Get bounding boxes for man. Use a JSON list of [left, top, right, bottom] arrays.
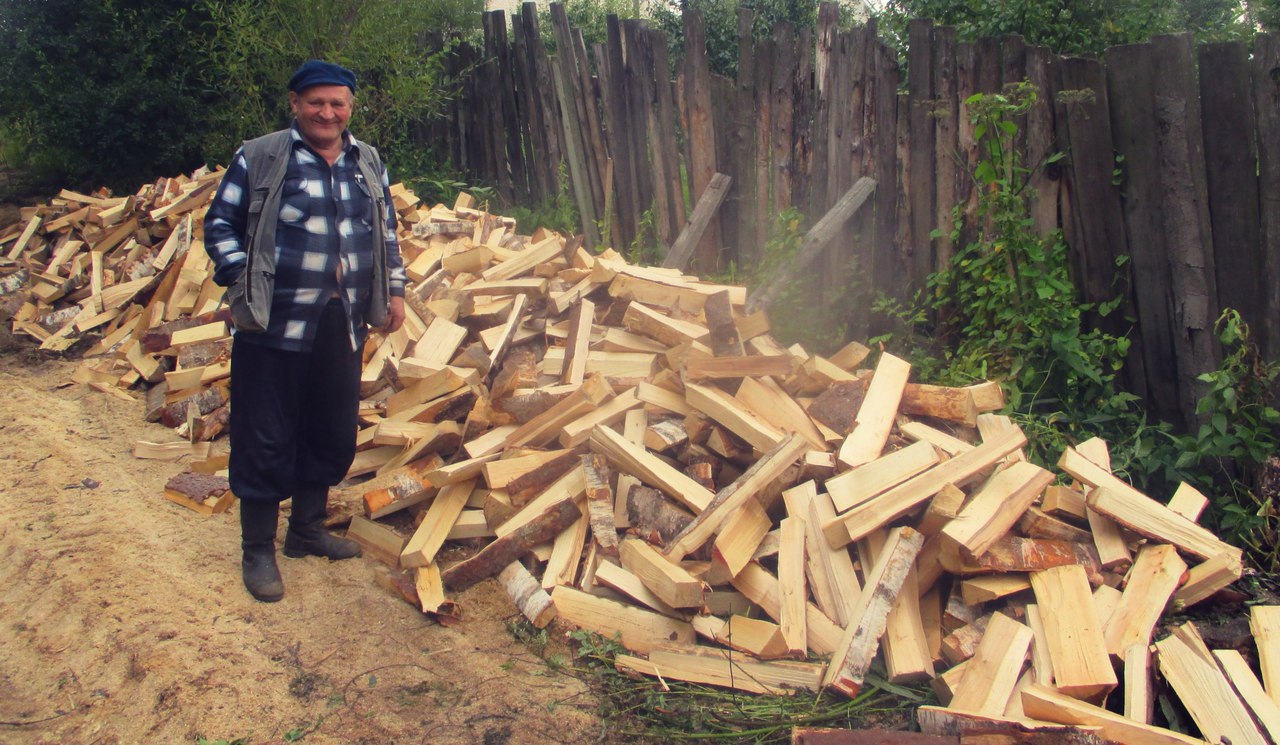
[[204, 60, 407, 602]]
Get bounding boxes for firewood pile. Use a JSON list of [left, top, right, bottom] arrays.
[[3, 170, 1277, 744]]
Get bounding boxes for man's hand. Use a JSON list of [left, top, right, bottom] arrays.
[[383, 296, 406, 334]]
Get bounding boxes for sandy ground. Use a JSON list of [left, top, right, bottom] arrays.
[[0, 349, 613, 745]]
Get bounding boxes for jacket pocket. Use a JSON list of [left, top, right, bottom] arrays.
[[226, 269, 272, 333]]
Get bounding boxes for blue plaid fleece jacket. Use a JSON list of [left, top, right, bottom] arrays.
[[204, 124, 407, 353]]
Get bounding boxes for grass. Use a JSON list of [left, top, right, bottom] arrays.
[[503, 622, 929, 743]]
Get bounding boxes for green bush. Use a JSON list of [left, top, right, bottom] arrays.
[[0, 1, 213, 193]]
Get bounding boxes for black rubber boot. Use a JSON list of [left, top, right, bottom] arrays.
[[240, 499, 284, 602], [283, 483, 361, 560]]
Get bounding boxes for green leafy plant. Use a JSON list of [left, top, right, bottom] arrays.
[[1170, 309, 1280, 568], [915, 82, 1143, 462], [507, 165, 581, 237]]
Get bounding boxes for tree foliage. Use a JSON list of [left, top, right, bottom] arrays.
[[0, 1, 212, 192], [0, 0, 482, 197], [199, 0, 483, 168], [877, 0, 1255, 56]]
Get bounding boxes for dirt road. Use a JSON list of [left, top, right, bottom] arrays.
[[0, 351, 609, 745]]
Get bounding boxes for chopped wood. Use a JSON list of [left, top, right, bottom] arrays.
[[959, 575, 1031, 606], [684, 381, 786, 452], [619, 537, 705, 608], [729, 562, 844, 655], [916, 705, 1104, 744], [1155, 631, 1267, 745], [837, 352, 911, 468], [1124, 642, 1154, 725], [826, 428, 1027, 548], [900, 383, 979, 425], [777, 517, 808, 657], [948, 612, 1033, 716], [589, 423, 713, 513], [1020, 685, 1202, 745], [551, 585, 694, 655], [591, 559, 680, 617], [615, 645, 823, 695], [134, 439, 213, 462], [1029, 565, 1117, 701], [826, 439, 940, 513], [627, 485, 694, 545], [1063, 448, 1240, 561], [442, 499, 582, 592], [782, 480, 860, 627], [824, 527, 925, 697], [7, 177, 1262, 726], [807, 380, 867, 436], [1103, 543, 1187, 657], [163, 471, 234, 515], [712, 497, 773, 577], [345, 516, 406, 567], [543, 509, 588, 589], [665, 434, 807, 560], [702, 289, 743, 357], [734, 376, 829, 450], [1086, 505, 1133, 572], [940, 460, 1054, 560], [1018, 507, 1093, 544], [1252, 606, 1280, 705], [1214, 649, 1280, 743], [581, 453, 619, 556], [400, 479, 475, 568]]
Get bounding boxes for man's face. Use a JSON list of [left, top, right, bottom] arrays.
[[289, 85, 353, 149]]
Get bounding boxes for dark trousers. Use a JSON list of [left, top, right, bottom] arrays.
[[229, 300, 361, 502]]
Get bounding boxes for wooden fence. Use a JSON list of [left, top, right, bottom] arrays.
[[420, 4, 1280, 431]]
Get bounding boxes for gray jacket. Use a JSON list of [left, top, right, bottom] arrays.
[[226, 128, 392, 333]]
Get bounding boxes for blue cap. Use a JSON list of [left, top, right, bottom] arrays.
[[288, 60, 357, 93]]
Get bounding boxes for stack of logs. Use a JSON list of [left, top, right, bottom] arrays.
[[2, 172, 1276, 745]]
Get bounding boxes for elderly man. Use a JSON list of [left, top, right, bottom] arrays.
[[204, 60, 406, 602]]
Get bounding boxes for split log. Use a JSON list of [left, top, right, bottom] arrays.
[[500, 561, 557, 628], [824, 527, 925, 697], [163, 471, 234, 515], [1028, 565, 1117, 701], [442, 499, 583, 591], [551, 585, 694, 654]]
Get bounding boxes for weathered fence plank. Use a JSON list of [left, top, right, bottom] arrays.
[[682, 10, 722, 272], [601, 16, 639, 250], [548, 5, 601, 248], [428, 9, 1278, 431], [1106, 42, 1178, 425], [1024, 44, 1058, 238], [1153, 33, 1220, 427], [1252, 32, 1280, 361], [1199, 41, 1262, 360], [907, 18, 936, 288], [932, 26, 959, 270]]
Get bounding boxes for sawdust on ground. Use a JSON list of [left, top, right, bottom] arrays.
[[0, 348, 616, 745]]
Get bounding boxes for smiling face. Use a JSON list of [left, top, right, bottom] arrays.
[[289, 84, 353, 152]]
